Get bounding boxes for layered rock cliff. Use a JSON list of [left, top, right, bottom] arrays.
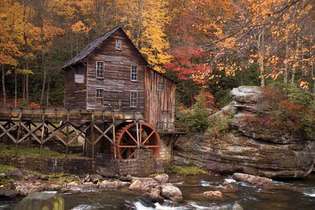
[[174, 86, 315, 178]]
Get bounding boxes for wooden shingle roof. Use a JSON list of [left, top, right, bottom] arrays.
[[63, 26, 149, 69], [62, 26, 175, 83]]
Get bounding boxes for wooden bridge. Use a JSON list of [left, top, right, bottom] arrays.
[[0, 108, 162, 159]]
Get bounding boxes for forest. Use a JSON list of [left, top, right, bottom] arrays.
[[0, 0, 314, 108]]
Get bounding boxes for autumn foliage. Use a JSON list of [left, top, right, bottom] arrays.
[[254, 85, 315, 140]]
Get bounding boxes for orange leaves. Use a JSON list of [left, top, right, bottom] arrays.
[[43, 21, 64, 41], [71, 21, 90, 33]]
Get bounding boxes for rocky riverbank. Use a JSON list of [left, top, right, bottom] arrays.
[[175, 86, 315, 178], [0, 164, 185, 203]]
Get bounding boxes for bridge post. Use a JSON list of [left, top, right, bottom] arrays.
[[90, 111, 96, 159]]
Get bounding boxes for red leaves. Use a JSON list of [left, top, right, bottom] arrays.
[[165, 46, 211, 84]]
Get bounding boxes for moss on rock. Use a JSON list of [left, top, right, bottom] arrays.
[[168, 165, 207, 176]]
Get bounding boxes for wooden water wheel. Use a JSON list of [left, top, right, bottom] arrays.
[[115, 122, 160, 159]]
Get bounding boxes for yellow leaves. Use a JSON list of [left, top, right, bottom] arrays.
[[71, 21, 90, 33], [16, 68, 33, 75], [268, 56, 279, 65], [50, 0, 94, 19], [135, 0, 172, 70], [299, 80, 309, 90]]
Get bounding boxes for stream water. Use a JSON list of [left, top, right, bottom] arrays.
[[1, 174, 315, 210]]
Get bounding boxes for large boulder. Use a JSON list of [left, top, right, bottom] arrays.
[[99, 180, 129, 189], [174, 86, 315, 178], [232, 173, 273, 187], [129, 178, 163, 201], [129, 178, 159, 193], [202, 190, 223, 200], [160, 183, 183, 202], [153, 173, 169, 184]]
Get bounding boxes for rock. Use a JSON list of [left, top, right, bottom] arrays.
[[119, 175, 133, 182], [160, 183, 183, 202], [233, 173, 273, 187], [231, 86, 262, 104], [146, 187, 162, 200], [129, 178, 165, 201], [83, 174, 103, 184], [153, 173, 169, 184], [203, 191, 223, 200], [14, 181, 46, 196], [63, 181, 98, 193], [14, 191, 64, 210], [218, 184, 238, 193], [174, 85, 315, 178], [46, 184, 62, 191], [129, 178, 159, 193], [7, 169, 24, 179], [67, 181, 78, 186], [0, 189, 18, 199], [232, 202, 244, 210], [39, 175, 49, 181], [99, 180, 129, 189]]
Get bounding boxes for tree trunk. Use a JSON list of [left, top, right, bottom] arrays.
[[291, 37, 300, 85], [22, 75, 25, 101], [39, 0, 46, 106], [26, 74, 29, 105], [40, 58, 46, 106], [14, 70, 17, 108], [258, 29, 265, 87], [1, 65, 6, 106], [46, 78, 50, 106], [284, 31, 289, 84]]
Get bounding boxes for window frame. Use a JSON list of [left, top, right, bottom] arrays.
[[115, 39, 122, 50], [129, 91, 138, 108], [130, 65, 138, 81], [96, 88, 104, 104], [96, 61, 104, 79]]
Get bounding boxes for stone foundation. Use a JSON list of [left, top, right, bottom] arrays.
[[0, 148, 163, 176]]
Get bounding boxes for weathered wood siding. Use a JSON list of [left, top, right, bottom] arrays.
[[64, 64, 87, 109], [64, 28, 176, 130], [144, 70, 176, 131], [85, 30, 145, 114]]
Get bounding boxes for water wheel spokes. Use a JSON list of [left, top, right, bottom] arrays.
[[115, 122, 160, 159]]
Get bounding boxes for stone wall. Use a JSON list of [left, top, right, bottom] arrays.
[[0, 156, 94, 174], [159, 137, 172, 162], [0, 149, 163, 176], [115, 149, 163, 176]]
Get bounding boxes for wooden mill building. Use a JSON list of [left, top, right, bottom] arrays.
[[62, 26, 176, 160]]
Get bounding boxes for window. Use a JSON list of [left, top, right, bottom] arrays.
[[130, 91, 138, 108], [115, 39, 122, 50], [130, 65, 137, 81], [96, 88, 104, 104], [96, 61, 104, 79]]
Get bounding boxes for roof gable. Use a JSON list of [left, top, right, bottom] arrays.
[[63, 26, 148, 69]]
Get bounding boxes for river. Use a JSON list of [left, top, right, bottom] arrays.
[[1, 174, 315, 210]]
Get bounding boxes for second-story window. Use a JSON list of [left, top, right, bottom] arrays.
[[130, 65, 137, 81], [115, 39, 122, 50], [96, 61, 104, 79]]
